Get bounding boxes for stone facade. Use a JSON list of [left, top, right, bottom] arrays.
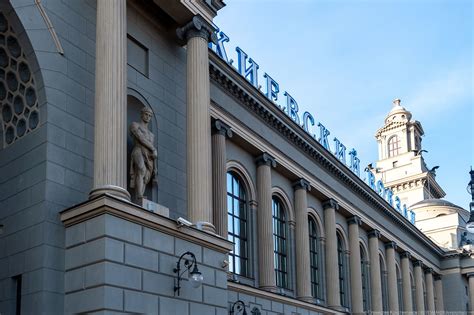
[[0, 0, 473, 314]]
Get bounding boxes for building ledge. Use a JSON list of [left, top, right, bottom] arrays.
[[60, 193, 233, 254]]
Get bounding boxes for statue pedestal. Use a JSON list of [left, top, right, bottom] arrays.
[[141, 198, 169, 218]]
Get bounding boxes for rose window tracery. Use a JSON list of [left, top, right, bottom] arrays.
[[0, 12, 39, 147]]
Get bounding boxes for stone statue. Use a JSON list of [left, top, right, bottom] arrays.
[[129, 107, 157, 202]]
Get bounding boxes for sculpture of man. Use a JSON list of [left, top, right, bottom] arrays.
[[129, 107, 157, 202]]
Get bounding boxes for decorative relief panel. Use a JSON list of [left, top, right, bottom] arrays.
[[0, 12, 39, 147]]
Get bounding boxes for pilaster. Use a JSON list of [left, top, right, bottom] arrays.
[[434, 274, 444, 312], [348, 216, 363, 314], [400, 251, 413, 313], [211, 119, 232, 237], [293, 178, 312, 301], [368, 229, 382, 313], [413, 260, 425, 314], [90, 0, 130, 201], [424, 268, 435, 313], [385, 242, 399, 313], [468, 273, 474, 313], [322, 198, 340, 309], [256, 153, 276, 291], [177, 15, 217, 233]]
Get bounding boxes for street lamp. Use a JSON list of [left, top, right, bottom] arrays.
[[173, 251, 203, 296], [465, 168, 474, 233]]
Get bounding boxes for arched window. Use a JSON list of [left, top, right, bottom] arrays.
[[309, 216, 322, 299], [380, 255, 389, 312], [337, 233, 348, 307], [360, 245, 370, 312], [272, 196, 288, 288], [388, 135, 400, 157], [227, 172, 249, 276]]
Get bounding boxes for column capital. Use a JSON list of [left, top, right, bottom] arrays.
[[293, 178, 311, 191], [400, 251, 411, 259], [347, 215, 362, 226], [467, 273, 474, 279], [256, 152, 276, 168], [434, 274, 442, 281], [322, 198, 339, 211], [424, 267, 433, 274], [413, 260, 424, 268], [385, 241, 397, 250], [368, 229, 381, 239], [212, 119, 233, 138], [176, 15, 217, 43]]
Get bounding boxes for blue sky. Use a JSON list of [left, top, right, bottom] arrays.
[[214, 0, 473, 208]]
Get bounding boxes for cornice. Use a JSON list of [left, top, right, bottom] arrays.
[[208, 51, 444, 258]]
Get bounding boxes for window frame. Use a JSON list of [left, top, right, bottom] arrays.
[[337, 232, 348, 307], [388, 135, 401, 157], [308, 215, 322, 299], [272, 196, 289, 289]]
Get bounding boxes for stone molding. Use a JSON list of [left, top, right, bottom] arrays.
[[322, 198, 339, 211], [385, 241, 397, 250], [60, 194, 233, 254], [400, 251, 412, 259], [255, 152, 276, 167], [424, 267, 433, 274], [347, 215, 362, 226], [368, 229, 381, 239], [292, 178, 311, 191], [212, 118, 233, 138], [413, 260, 424, 268], [208, 53, 445, 257], [176, 15, 217, 43]]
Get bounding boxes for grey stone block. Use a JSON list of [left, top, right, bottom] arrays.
[[85, 261, 141, 290], [47, 104, 86, 137], [85, 214, 142, 244], [198, 264, 215, 287], [46, 161, 65, 184], [143, 227, 174, 254], [175, 238, 202, 263], [159, 296, 189, 315], [296, 307, 310, 315], [283, 304, 297, 314], [65, 237, 124, 270], [142, 270, 174, 297], [65, 268, 85, 293], [203, 248, 226, 269], [238, 292, 256, 306], [47, 143, 85, 173], [271, 301, 284, 313], [189, 302, 215, 315], [65, 222, 85, 247], [203, 285, 227, 307], [124, 243, 158, 271], [124, 290, 159, 314], [215, 270, 227, 289], [256, 297, 271, 311], [64, 169, 92, 193], [64, 285, 123, 314]]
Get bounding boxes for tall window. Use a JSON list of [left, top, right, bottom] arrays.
[[227, 172, 249, 276], [411, 274, 416, 310], [272, 197, 288, 289], [397, 266, 403, 311], [360, 246, 370, 312], [309, 216, 321, 299], [388, 135, 400, 157], [337, 233, 348, 307]]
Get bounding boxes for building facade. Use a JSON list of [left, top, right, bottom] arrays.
[[0, 1, 473, 314]]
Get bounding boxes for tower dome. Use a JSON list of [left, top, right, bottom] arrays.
[[384, 98, 412, 124]]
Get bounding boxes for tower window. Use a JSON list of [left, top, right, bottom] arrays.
[[388, 135, 400, 157]]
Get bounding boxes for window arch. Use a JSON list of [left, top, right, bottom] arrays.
[[309, 215, 322, 299], [360, 244, 371, 312], [337, 231, 349, 307], [227, 171, 249, 277], [388, 135, 401, 157], [272, 196, 288, 289]]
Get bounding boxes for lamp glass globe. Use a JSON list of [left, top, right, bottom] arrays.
[[189, 272, 203, 288]]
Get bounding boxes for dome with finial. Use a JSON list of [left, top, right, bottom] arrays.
[[384, 98, 412, 124]]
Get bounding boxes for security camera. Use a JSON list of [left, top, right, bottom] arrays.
[[176, 217, 192, 228]]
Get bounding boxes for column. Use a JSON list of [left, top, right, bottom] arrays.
[[434, 274, 444, 312], [425, 268, 435, 313], [385, 242, 399, 313], [177, 16, 217, 232], [293, 179, 312, 301], [89, 0, 130, 200], [468, 273, 474, 314], [414, 260, 425, 314], [323, 199, 341, 309], [211, 119, 232, 237], [256, 153, 276, 290], [368, 230, 382, 313], [401, 251, 414, 313], [348, 216, 363, 314]]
